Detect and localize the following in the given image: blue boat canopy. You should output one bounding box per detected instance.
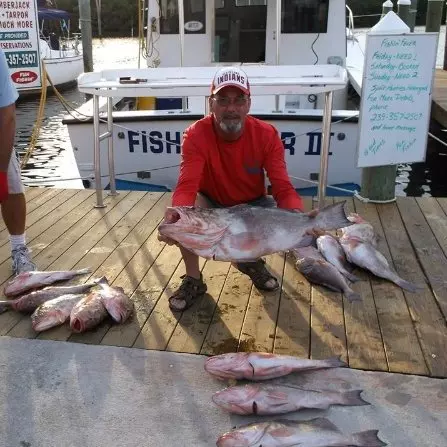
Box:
[38,8,71,21]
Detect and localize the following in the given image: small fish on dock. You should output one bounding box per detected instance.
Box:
[31,294,85,332]
[95,277,133,323]
[340,213,379,247]
[69,291,109,333]
[293,246,361,302]
[0,282,99,314]
[212,382,370,415]
[4,268,91,297]
[339,236,422,293]
[316,232,360,282]
[216,417,387,447]
[204,352,346,381]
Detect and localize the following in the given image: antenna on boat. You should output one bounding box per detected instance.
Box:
[178,0,187,111]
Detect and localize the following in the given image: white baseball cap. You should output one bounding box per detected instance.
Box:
[211,66,250,96]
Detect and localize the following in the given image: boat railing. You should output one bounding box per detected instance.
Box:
[77,64,348,210]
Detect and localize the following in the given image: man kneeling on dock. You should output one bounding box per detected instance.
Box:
[158,66,303,312]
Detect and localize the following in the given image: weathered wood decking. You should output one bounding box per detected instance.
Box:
[0,188,446,379]
[431,68,447,128]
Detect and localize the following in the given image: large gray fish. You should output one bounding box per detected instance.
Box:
[95,277,133,323]
[293,246,361,302]
[157,201,353,262]
[316,233,360,282]
[69,291,109,333]
[216,417,387,447]
[31,294,85,332]
[204,352,346,381]
[4,268,91,297]
[0,282,98,314]
[339,236,421,293]
[212,383,369,415]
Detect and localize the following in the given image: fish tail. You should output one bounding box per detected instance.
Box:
[93,276,109,285]
[344,289,362,303]
[324,355,347,368]
[315,201,352,231]
[351,429,387,446]
[394,277,422,293]
[340,389,370,407]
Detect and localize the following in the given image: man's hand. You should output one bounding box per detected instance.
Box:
[291,208,319,218]
[306,208,319,218]
[157,232,177,246]
[0,171,8,203]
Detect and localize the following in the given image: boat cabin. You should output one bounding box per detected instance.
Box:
[144,0,349,110]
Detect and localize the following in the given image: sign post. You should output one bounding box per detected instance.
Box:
[0,0,42,91]
[357,12,438,199]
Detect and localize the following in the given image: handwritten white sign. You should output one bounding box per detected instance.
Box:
[356,33,438,168]
[0,0,42,90]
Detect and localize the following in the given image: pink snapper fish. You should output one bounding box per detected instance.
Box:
[205,352,346,381]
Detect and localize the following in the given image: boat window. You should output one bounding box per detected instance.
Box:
[281,0,329,34]
[159,0,206,34]
[214,0,267,63]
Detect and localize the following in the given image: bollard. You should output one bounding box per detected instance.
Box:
[382,0,394,18]
[426,0,444,32]
[409,0,419,32]
[397,0,412,27]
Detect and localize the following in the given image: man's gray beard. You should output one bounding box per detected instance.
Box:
[219,120,242,133]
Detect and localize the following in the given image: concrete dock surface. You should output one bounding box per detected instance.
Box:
[0,337,445,446]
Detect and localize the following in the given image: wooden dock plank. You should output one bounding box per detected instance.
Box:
[397,197,447,320]
[56,192,160,344]
[32,192,145,341]
[339,197,388,372]
[101,244,182,348]
[273,252,311,357]
[2,188,447,379]
[238,252,285,353]
[414,197,447,318]
[0,188,80,265]
[378,200,447,377]
[67,193,169,345]
[417,198,447,260]
[436,197,447,215]
[0,187,62,235]
[431,68,447,128]
[166,260,231,354]
[132,257,206,350]
[272,196,312,358]
[200,265,253,355]
[351,200,424,374]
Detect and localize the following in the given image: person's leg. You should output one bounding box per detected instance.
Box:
[3,151,36,275]
[168,193,213,311]
[235,194,279,291]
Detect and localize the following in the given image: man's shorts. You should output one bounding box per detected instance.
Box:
[198,192,277,209]
[7,149,24,195]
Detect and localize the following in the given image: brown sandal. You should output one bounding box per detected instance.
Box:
[168,274,207,311]
[236,259,279,291]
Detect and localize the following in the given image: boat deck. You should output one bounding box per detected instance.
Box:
[1,188,446,379]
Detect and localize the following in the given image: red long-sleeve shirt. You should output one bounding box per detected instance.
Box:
[172,115,303,210]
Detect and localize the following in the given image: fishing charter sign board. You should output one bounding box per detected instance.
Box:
[0,0,42,90]
[356,30,438,168]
